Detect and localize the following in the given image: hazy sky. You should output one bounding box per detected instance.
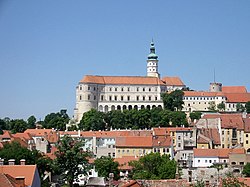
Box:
[0,1,250,120]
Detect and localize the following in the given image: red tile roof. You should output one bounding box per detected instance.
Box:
[244,118,250,133]
[225,93,250,103]
[80,75,166,85]
[114,156,139,170]
[222,86,247,93]
[0,165,38,186]
[0,173,23,187]
[24,129,55,137]
[161,76,185,86]
[116,136,152,147]
[199,128,221,145]
[152,136,171,147]
[194,148,245,158]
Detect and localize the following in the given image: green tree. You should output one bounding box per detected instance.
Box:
[217,102,225,111]
[242,162,250,177]
[149,107,163,127]
[236,103,245,112]
[194,180,205,187]
[246,101,250,113]
[169,111,188,127]
[129,153,177,180]
[208,101,216,111]
[136,109,151,129]
[189,112,202,122]
[106,110,125,129]
[27,115,36,129]
[79,109,105,131]
[55,135,91,187]
[94,156,120,180]
[42,110,70,131]
[9,119,28,133]
[161,90,184,111]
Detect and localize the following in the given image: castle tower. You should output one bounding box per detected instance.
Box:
[147,41,160,78]
[209,82,222,92]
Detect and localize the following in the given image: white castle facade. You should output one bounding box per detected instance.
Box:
[74,42,186,122]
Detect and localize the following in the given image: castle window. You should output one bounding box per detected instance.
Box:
[127,87,130,91]
[155,96,158,101]
[121,96,123,101]
[127,96,130,101]
[143,87,145,91]
[88,86,90,90]
[137,87,139,91]
[109,87,112,91]
[121,87,124,91]
[149,88,151,92]
[94,96,96,100]
[143,96,145,101]
[137,96,139,101]
[88,95,90,100]
[114,96,117,101]
[155,87,157,91]
[93,87,96,91]
[115,87,117,91]
[79,95,82,100]
[149,96,151,101]
[109,96,112,101]
[101,95,104,101]
[80,86,82,90]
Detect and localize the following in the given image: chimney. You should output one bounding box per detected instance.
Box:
[8,159,15,165]
[0,159,4,165]
[20,159,26,165]
[15,176,25,187]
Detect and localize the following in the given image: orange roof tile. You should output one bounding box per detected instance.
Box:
[80,75,165,85]
[0,131,12,139]
[116,136,152,147]
[222,86,247,93]
[0,165,38,186]
[0,173,23,187]
[24,129,56,137]
[238,177,250,187]
[12,132,33,141]
[161,76,185,86]
[194,148,245,158]
[152,136,171,147]
[115,156,139,170]
[244,118,250,133]
[225,93,250,103]
[199,128,221,145]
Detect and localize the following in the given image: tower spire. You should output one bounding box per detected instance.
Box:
[147,40,159,78]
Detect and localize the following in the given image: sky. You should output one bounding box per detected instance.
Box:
[0,0,250,120]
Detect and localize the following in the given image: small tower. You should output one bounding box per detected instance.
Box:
[209,82,222,92]
[147,41,160,78]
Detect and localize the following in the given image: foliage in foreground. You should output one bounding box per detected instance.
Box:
[129,152,177,180]
[55,135,91,187]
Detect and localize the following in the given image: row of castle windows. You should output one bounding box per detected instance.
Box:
[79,95,158,101]
[184,96,225,100]
[79,85,159,92]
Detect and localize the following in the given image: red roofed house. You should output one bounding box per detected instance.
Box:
[183,82,250,112]
[0,160,41,187]
[74,41,185,122]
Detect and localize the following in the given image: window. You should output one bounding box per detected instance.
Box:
[108,153,111,157]
[121,87,124,91]
[118,150,120,153]
[101,95,104,101]
[79,95,82,100]
[109,96,112,101]
[127,96,130,101]
[114,96,117,101]
[109,87,112,91]
[178,143,181,147]
[149,88,151,92]
[113,152,115,157]
[136,96,139,101]
[127,87,130,91]
[93,87,96,91]
[143,87,145,91]
[198,160,200,163]
[88,95,90,100]
[143,96,145,101]
[121,96,123,101]
[222,131,224,135]
[155,96,158,101]
[80,86,82,90]
[94,96,96,100]
[115,87,117,91]
[209,160,212,163]
[246,140,249,144]
[137,87,139,91]
[247,134,249,138]
[88,86,90,90]
[127,150,129,153]
[178,136,181,140]
[149,96,151,101]
[155,87,157,91]
[205,160,207,163]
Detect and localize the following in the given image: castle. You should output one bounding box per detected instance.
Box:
[74,42,186,122]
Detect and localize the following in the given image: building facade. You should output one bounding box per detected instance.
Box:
[74,42,185,122]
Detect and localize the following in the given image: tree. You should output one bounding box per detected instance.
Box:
[246,101,250,113]
[129,153,177,180]
[217,102,225,112]
[79,109,105,131]
[194,180,205,187]
[94,156,120,180]
[55,135,91,186]
[9,119,28,133]
[208,101,216,111]
[236,103,245,112]
[161,90,184,111]
[27,115,36,129]
[42,110,70,131]
[242,162,250,177]
[189,112,202,122]
[169,111,188,127]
